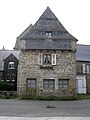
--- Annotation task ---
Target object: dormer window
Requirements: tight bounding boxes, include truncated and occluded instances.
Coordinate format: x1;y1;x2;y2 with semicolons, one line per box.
46;31;52;38
46;18;51;23
8;62;14;69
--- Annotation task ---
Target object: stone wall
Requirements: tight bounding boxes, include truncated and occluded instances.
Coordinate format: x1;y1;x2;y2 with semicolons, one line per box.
17;49;76;96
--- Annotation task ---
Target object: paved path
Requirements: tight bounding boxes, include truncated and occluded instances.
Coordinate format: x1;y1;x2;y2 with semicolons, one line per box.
0;99;90;119
0;117;90;120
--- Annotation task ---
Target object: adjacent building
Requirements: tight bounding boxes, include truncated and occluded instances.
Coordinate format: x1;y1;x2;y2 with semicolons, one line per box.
0;49;20;91
76;44;90;94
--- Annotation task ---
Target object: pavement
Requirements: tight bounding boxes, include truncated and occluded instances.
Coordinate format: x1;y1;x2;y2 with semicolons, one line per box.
0;99;90;119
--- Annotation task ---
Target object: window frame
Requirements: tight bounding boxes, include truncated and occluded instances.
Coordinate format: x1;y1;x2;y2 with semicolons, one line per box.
27;78;36;89
43;79;55;90
86;64;90;73
58;79;69;89
43;54;51;65
38;53;56;66
46;31;52;38
8;62;15;69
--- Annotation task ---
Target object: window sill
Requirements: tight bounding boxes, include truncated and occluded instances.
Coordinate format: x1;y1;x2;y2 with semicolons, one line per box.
40;65;53;69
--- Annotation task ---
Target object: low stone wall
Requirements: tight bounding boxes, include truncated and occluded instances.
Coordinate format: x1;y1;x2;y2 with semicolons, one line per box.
0;91;17;97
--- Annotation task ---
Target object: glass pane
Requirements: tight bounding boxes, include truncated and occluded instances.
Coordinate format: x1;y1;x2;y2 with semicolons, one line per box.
43;54;51;64
59;80;63;84
63;80;68;84
49;85;54;89
63;85;68;88
59;85;63;88
44;85;49;89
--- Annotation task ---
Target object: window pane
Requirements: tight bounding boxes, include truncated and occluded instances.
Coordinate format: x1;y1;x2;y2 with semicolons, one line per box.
59;85;63;88
63;80;68;84
58;79;69;89
43;79;55;90
59;80;63;84
43;54;51;65
63;85;68;88
46;32;52;38
8;62;14;69
87;65;90;73
27;78;36;89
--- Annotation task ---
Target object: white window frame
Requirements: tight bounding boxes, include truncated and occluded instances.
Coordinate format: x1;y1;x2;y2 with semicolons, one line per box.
38;53;56;66
82;64;86;73
86;64;90;73
8;62;14;69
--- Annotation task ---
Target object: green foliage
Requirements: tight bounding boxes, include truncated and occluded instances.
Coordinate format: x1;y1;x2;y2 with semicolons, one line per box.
20;95;79;101
0;81;14;91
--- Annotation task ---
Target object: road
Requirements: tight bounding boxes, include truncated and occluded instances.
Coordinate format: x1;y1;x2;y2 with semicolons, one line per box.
0;99;90;119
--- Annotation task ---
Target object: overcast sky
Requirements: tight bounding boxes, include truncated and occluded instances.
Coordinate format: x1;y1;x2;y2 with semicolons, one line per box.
0;0;90;50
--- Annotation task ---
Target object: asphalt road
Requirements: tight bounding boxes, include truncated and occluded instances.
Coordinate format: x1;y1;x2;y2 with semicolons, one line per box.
0;99;90;118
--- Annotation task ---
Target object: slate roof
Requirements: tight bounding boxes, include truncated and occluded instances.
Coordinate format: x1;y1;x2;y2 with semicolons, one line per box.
76;44;90;61
14;24;33;50
0;50;20;71
15;7;77;50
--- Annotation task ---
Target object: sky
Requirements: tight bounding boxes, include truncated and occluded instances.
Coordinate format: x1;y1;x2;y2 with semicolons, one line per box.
0;0;90;50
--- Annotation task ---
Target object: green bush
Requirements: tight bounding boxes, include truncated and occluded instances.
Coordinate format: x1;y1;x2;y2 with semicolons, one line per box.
20;95;79;101
0;81;14;91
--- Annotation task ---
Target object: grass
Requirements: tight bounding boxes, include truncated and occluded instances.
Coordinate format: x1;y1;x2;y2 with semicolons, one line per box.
0;94;90;101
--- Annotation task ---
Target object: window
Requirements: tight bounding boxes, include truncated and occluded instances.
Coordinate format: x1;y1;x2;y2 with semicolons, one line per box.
43;54;51;65
87;64;90;73
58;79;69;89
27;78;36;89
38;53;56;66
43;79;55;90
46;32;52;38
8;62;14;69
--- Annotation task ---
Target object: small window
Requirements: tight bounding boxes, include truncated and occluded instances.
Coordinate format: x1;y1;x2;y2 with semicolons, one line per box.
47;18;51;23
43;79;55;90
8;62;14;69
38;53;56;66
58;79;69;89
43;54;51;65
87;64;90;73
27;78;36;89
46;32;52;38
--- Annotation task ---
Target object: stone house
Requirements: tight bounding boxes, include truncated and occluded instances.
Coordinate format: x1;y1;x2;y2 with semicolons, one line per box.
16;7;77;96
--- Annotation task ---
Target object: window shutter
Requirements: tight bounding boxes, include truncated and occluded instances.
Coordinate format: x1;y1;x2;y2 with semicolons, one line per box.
38;53;42;65
83;64;86;73
52;54;56;65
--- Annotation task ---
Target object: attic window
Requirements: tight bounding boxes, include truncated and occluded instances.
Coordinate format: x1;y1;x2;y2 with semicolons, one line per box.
46;18;51;22
8;62;14;69
46;31;52;38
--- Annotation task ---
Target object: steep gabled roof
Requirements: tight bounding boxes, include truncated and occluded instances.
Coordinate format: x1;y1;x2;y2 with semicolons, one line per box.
76;44;90;62
14;24;33;50
21;7;76;40
0;50;20;70
15;7;77;50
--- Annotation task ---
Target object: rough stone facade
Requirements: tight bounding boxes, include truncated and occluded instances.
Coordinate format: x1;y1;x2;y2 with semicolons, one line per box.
17;48;76;96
